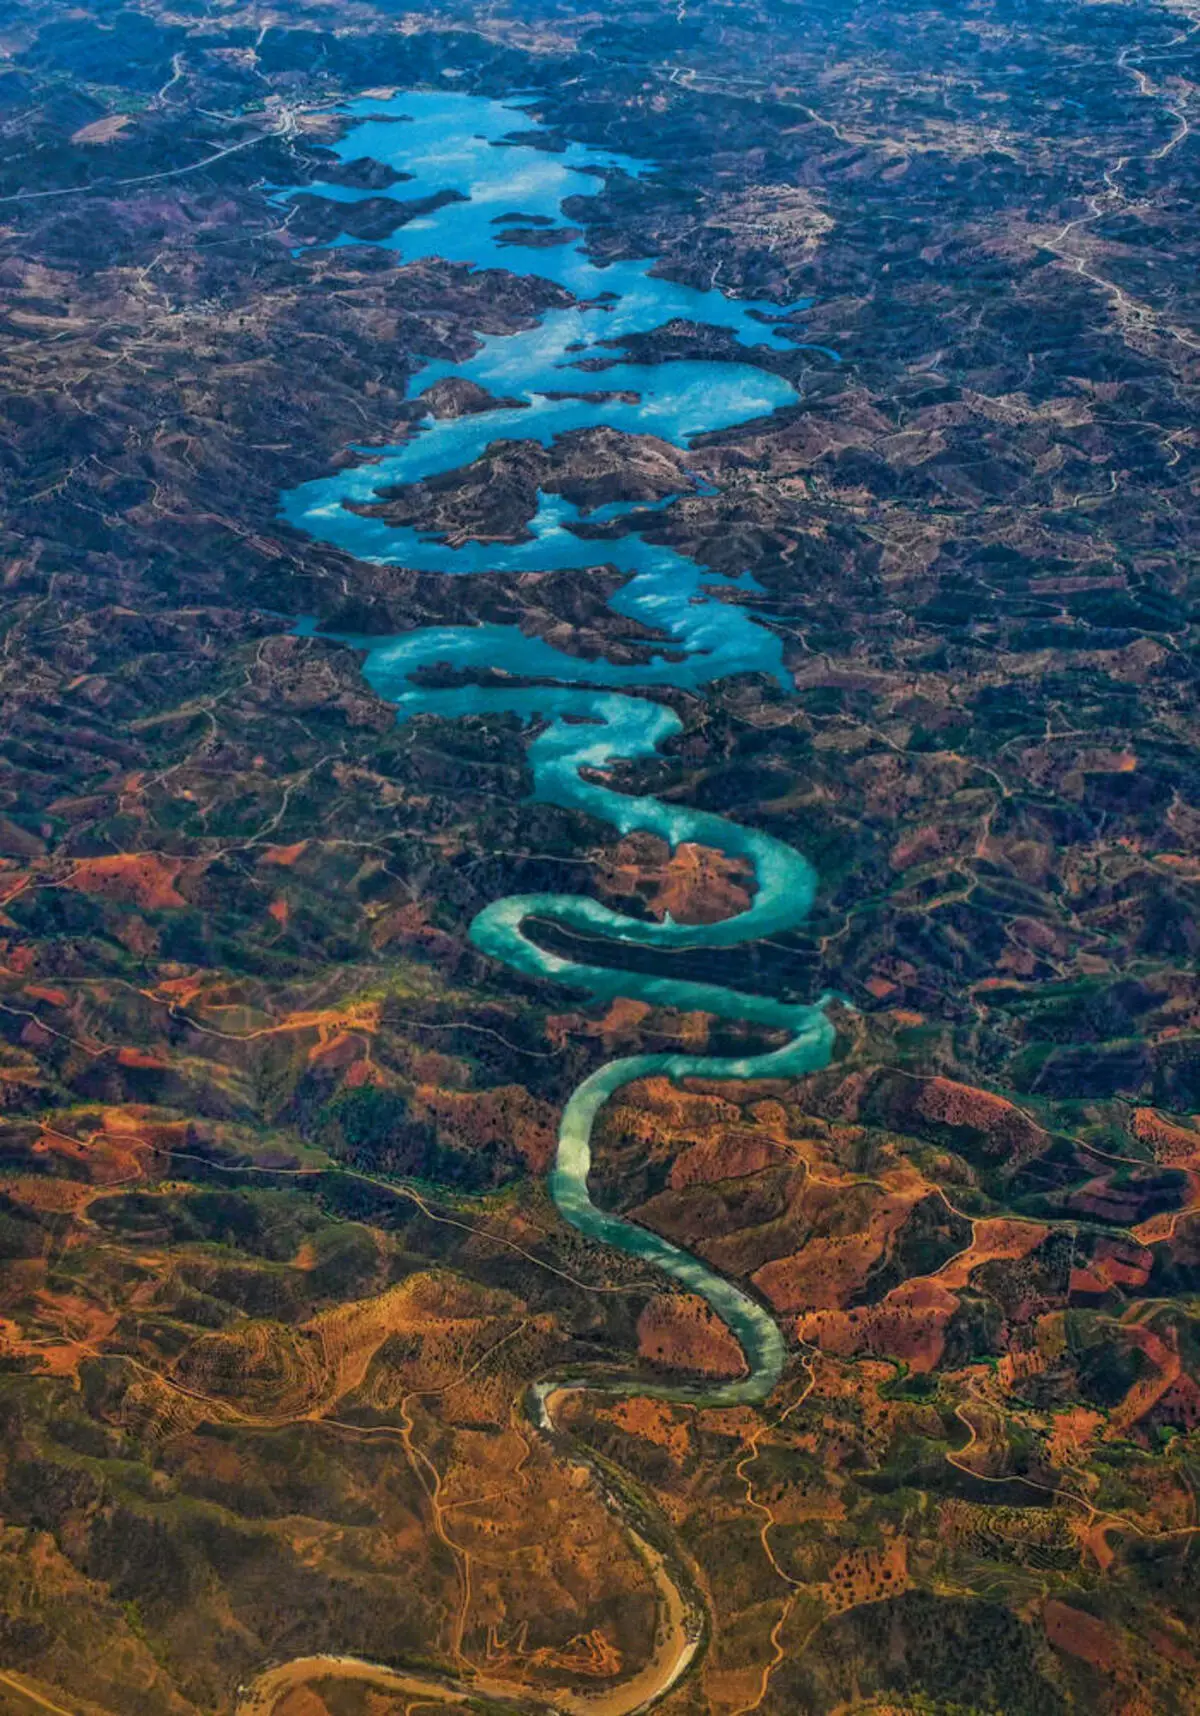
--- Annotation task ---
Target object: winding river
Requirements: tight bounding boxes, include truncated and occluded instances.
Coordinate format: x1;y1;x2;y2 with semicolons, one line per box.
243;90;837;1715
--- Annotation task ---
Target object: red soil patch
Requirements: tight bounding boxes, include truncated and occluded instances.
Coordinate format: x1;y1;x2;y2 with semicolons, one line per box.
604;1396;692;1464
1143;1371;1200;1436
636;1292;747;1379
598;997;652;1032
0;1290;121;1380
824;1538;908;1610
268;898;289;925
826;1068;875;1121
1108;1323;1180;1438
275;1688;333;1716
116;1045;170;1070
755;1232;886;1315
613;1076;742;1133
67;853;187;909
1130;1106;1200;1166
154;973;209;1007
1044;1600;1125;1672
936;1218;1046;1290
341;1059;381;1090
415;1083;557;1172
1046;1407;1104;1469
669;1128;781;1190
754;1186;920;1314
71;113;133;144
1078;1517;1119;1574
100;1106;190;1152
1130;1207;1185;1245
998;1348;1050;1393
797;1278;958;1371
890;823;952;870
405;1048;461;1087
603;1078;755;1184
915;1075;1043;1162
33;1121;150;1186
306;1029;363;1072
19;1017;55;1051
1155;852;1200;882
5;1177;95;1215
598;832;754;925
369;900;458;958
1069;1235;1153;1297
1146;1628;1200;1672
547;996;694;1054
1068;1174;1162;1225
259;841;309;867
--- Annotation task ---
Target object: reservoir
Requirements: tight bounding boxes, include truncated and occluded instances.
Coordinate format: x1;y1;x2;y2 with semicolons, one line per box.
279;88;837;1403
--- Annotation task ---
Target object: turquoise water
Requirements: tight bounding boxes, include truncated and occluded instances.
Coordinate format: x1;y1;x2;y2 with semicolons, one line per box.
280;91;837;1403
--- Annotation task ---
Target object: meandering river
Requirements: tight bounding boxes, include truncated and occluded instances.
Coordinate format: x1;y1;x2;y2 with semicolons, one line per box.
244;89;837;1714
